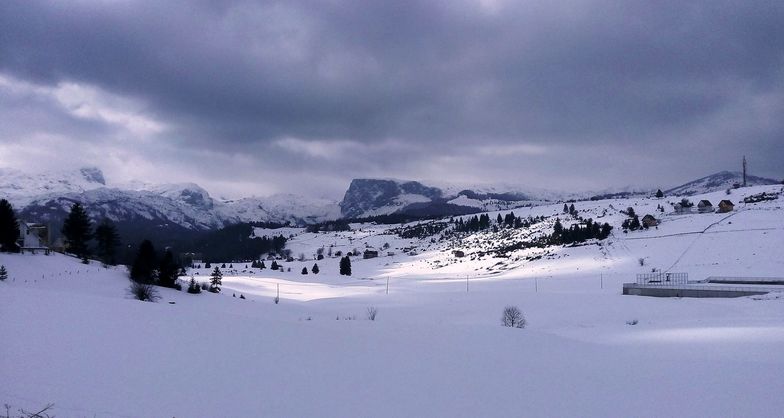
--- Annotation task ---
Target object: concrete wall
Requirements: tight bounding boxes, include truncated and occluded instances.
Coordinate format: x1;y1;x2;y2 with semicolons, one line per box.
622;284;768;298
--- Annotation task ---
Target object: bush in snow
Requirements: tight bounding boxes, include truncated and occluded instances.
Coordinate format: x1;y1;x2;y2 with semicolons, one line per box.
501;306;526;328
366;306;378;321
128;280;160;302
626;319;639;326
638;257;645;266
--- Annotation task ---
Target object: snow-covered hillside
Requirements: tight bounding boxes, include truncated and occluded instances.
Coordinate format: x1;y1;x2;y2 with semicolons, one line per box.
3;167;340;229
2;184;783;417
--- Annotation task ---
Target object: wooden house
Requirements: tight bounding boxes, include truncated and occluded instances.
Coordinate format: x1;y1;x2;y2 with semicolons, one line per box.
718;200;734;213
697;200;714;213
641;214;658;228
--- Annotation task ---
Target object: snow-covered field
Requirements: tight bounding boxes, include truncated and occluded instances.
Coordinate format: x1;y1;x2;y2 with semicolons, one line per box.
2;185;784;417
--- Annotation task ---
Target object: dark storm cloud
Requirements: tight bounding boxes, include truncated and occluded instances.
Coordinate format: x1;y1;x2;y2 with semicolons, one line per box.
0;0;782;195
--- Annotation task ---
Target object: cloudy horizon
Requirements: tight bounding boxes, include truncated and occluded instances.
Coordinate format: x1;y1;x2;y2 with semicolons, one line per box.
1;0;782;200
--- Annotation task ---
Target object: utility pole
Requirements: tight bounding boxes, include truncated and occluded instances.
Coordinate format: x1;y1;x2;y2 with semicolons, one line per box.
743;155;747;187
386;277;389;295
466;275;469;293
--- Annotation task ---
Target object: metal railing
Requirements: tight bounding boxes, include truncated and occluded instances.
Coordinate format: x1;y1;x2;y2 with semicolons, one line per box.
636;272;688;286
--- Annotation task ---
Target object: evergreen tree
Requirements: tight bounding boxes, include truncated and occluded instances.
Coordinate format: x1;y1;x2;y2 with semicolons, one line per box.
209;266;222;292
629;215;641;231
655;189;664;198
205;261;212;268
260;260;266;269
0;265;7;281
339;256;352;276
563;204;569;213
62;202;92;258
0;199;20;253
187;277;201;294
130;240;158;284
312;263;319;274
271;260;278;270
94;219;120;265
569;204;576;215
496;213;503;225
158;248;179;288
301;267;308;275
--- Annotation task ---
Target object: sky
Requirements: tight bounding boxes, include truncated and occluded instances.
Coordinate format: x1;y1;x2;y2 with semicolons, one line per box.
1;0;782;199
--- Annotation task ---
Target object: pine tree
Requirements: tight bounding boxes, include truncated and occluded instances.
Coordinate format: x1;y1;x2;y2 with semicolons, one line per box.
569;204;576;215
130;240;158;284
271;260;278;270
339;256;352;276
205;261;211;268
497;213;503;225
0;199;20;253
158;249;179;288
563;204;569;214
0;265;7;281
209;266;222;292
301;267;308;275
62;202;92;258
94;219;120;265
655;189;664;198
312;263;319;274
187;277;201;294
260;260;266;269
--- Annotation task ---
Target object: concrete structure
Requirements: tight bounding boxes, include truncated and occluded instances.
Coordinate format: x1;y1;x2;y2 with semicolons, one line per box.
697;200;714;213
718;200;734;213
623;273;784;298
622;283;774;298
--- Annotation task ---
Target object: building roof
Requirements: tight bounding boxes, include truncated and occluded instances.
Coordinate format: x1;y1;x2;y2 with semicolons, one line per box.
698;200;712;206
719;200;734;206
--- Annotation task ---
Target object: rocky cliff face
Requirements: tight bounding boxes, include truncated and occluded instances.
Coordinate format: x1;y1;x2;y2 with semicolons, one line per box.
339;179;443;218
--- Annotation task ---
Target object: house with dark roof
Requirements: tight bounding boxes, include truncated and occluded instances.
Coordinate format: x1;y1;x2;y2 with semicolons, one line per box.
718;200;735;213
697;200;714;213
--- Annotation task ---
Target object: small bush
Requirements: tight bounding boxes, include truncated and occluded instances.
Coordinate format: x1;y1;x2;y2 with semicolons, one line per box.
128;281;160;302
366;306;378;321
638;258;645;266
501;305;526;328
273;295;280;304
626;319;639;326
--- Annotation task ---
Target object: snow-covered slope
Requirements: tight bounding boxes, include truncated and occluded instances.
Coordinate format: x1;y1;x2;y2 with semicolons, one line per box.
665;171;780;196
2;183;783;417
0;166;106;207
2;167;340;229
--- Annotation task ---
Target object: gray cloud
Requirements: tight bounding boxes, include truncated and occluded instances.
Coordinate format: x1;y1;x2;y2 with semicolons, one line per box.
0;0;782;198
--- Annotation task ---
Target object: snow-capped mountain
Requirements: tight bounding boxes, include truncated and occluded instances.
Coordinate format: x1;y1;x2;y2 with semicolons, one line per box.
0;166;107;207
665;171;780;196
1;168;340;232
337;178;570;219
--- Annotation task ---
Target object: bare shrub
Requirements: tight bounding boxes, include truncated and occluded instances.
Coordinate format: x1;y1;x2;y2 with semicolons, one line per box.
128;280;160;302
366;306;378;321
501;305;526;328
638;257;645;266
626;319;639;326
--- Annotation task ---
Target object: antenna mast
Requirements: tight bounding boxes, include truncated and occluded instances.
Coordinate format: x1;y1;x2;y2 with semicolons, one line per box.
742;155;747;187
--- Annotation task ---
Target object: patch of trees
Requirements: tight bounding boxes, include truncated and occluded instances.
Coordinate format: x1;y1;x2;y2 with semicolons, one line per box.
61;203;92;260
550;218;612;245
306;220;351;233
129;240;180;287
0;199;20;253
190;223;286;263
392;221;449;239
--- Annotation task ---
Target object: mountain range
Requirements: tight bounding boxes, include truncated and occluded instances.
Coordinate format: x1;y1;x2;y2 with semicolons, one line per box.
1;167;780;239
